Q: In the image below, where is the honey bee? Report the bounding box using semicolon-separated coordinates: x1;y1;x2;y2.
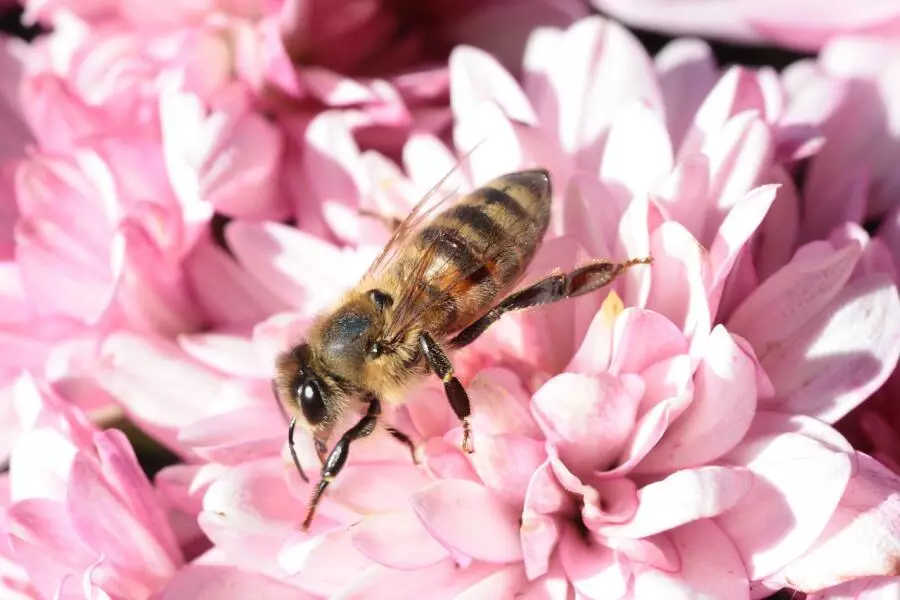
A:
272;167;652;530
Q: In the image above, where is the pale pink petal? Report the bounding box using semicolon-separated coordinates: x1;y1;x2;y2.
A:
655;38;718;151
350;507;450;570
652;154;710;242
566;291;622;375
97;333;247;453
155;463;227;517
800;169;869;245
615;197;658;308
716;412;854;579
631;519;749;600
327;462;430;514
597;466;753;538
808;576;900;600
449;46;537;126
201;459;301;578
559;527;630;600
639;326;758;472
707;184;779;315
728;240;862;356
467;367;542;438
644;222;711;354
523;16;663;164
763;453;900;592
752;168;802;284
701;113;774;243
608;308;689;375
158;563;312;600
178;407;283;464
226;220;370;313
532;372;639;476
66;452;178;584
562;174;621;260
280;529;376;596
177;332;263;379
410;479;523;563
451;563;528;600
183;235;287;328
468;432;546;505
600;102;673;200
516;558;571;600
521;460;570;579
331;559;458;600
581;477;639;530
602;534;679;574
763;274;900;423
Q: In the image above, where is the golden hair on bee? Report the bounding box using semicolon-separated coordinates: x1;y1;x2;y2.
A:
272;166;653;531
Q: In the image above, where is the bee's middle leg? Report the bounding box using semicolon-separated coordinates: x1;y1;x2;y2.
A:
419;332;474;454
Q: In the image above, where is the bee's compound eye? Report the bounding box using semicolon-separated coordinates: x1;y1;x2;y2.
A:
297;379;327;425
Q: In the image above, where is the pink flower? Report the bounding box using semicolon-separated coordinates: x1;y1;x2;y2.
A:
3;373;185;599
589;0;900;52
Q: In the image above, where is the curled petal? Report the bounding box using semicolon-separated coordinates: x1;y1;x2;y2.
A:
410;480;523;563
597;466;753;538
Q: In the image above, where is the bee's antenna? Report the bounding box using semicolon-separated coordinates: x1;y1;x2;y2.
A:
272;379;309;483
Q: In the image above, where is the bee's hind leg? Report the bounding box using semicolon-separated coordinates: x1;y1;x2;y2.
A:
449;256;653;350
419;332;474;455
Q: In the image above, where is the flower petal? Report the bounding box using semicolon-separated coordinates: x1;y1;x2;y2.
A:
559;527;630;600
608;308;689;375
600;101;673;200
410;479;523;563
532;372;639;476
350;508;450;570
655;38;718;151
763;453;900;592
597;466;753;538
158;563;312;600
631;519;749;600
716;412;854;579
468;433;546;505
449;46;537;126
639;326;758;472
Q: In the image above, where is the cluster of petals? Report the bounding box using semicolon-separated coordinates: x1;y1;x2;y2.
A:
0;5;899;600
590;0;900;52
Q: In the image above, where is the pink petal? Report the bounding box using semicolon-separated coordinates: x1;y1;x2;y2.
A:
449;46;537;126
183;235;287;328
763;453;900;592
451;563;528;600
410;479;523;563
521;460;570;579
638;326;758;472
155;463;226;517
279;529;376;596
66;452;178;584
652;154;711;243
562;174;621;259
178;406;283;465
644;222;711;354
752;167;802;283
96;333;240;453
597;466;753;538
716;412;854;579
608;308;689;376
467;367;542;438
603;534;680;573
707;184;779;315
200;459;299;575
350;507;450;570
559;526;630;600
327;462;431;514
516;558;572;600
727;240;862;357
807;576;900;600
702;113;774;242
800;168;869;245
158;563;311;600
655;38;718;151
532;372;639;476
765;274;900;423
331;559;457;600
600;102;673;200
581;477;639;530
468;433;546;505
631;519;749;600
178;332;263;378
680;66;769;159
225;221;364;313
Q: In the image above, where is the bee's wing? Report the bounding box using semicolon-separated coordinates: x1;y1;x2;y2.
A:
364;142;486;279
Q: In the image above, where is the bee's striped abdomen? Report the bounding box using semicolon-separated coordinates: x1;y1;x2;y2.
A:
394;169;552;333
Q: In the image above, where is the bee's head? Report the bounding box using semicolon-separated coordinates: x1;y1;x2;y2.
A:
274;343;335;430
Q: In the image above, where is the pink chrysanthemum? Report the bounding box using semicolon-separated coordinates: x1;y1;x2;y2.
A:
0;9;898;600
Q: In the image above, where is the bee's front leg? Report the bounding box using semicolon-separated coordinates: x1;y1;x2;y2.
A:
301;397;381;532
419;332;474;454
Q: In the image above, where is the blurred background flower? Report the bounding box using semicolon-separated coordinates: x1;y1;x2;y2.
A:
0;1;898;599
